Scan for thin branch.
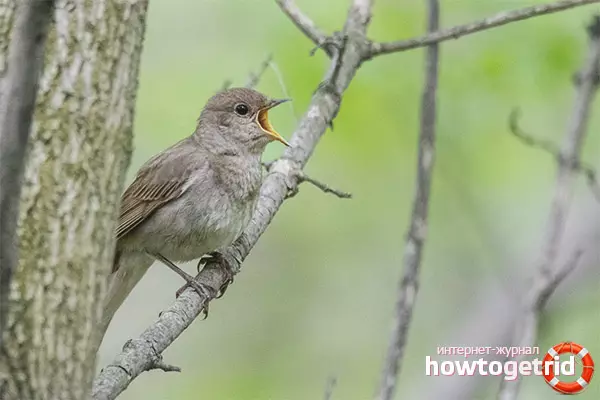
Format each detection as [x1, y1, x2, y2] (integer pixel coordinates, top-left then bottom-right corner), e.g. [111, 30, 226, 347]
[509, 109, 600, 203]
[498, 15, 600, 400]
[374, 1, 440, 400]
[0, 0, 56, 344]
[219, 53, 272, 92]
[368, 0, 599, 58]
[245, 54, 273, 88]
[323, 376, 337, 400]
[91, 1, 374, 398]
[297, 172, 352, 199]
[268, 59, 299, 123]
[276, 0, 331, 57]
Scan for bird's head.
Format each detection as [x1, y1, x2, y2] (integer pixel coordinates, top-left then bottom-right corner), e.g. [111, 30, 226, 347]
[197, 87, 289, 154]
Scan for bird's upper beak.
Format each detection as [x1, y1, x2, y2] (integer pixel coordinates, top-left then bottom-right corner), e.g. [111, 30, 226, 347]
[256, 98, 290, 146]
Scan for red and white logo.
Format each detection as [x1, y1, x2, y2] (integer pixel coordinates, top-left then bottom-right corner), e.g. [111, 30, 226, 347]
[542, 342, 595, 394]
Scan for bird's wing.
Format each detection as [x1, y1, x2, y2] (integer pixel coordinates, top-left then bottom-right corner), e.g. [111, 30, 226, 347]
[116, 173, 188, 239]
[116, 142, 202, 240]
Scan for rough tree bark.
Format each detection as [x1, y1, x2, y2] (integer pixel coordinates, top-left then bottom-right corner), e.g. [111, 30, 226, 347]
[0, 0, 56, 347]
[0, 1, 149, 399]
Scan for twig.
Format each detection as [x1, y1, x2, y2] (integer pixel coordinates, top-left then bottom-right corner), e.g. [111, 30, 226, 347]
[497, 15, 600, 400]
[0, 0, 56, 344]
[219, 54, 272, 92]
[323, 376, 337, 400]
[374, 1, 440, 400]
[263, 162, 351, 199]
[297, 172, 352, 198]
[245, 54, 273, 89]
[268, 59, 299, 123]
[150, 359, 181, 373]
[509, 109, 600, 203]
[92, 1, 374, 398]
[219, 79, 232, 91]
[276, 0, 331, 57]
[367, 0, 599, 58]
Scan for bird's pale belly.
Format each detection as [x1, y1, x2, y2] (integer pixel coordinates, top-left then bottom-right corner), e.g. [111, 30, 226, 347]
[138, 191, 256, 262]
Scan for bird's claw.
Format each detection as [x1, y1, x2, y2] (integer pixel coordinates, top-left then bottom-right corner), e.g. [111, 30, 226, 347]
[194, 251, 236, 299]
[175, 279, 213, 320]
[175, 278, 214, 300]
[216, 267, 235, 299]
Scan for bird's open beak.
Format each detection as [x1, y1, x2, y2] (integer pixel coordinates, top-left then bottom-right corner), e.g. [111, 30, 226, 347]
[256, 98, 290, 146]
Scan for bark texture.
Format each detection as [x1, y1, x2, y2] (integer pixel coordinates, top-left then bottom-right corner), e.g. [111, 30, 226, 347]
[0, 0, 56, 346]
[0, 1, 148, 399]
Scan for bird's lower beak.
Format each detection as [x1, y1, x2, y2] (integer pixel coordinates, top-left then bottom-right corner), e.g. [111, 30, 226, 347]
[256, 98, 290, 146]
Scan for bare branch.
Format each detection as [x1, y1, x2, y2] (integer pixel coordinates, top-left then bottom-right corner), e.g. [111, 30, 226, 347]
[509, 109, 600, 203]
[245, 54, 273, 88]
[498, 15, 600, 400]
[276, 0, 331, 56]
[368, 0, 599, 58]
[92, 1, 374, 398]
[0, 0, 56, 344]
[374, 1, 440, 400]
[323, 376, 337, 400]
[297, 172, 352, 199]
[220, 53, 272, 91]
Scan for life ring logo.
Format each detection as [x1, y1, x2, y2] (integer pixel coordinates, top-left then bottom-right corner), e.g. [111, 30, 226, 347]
[543, 342, 595, 395]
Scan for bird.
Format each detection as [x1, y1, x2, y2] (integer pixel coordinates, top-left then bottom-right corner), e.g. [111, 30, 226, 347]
[100, 87, 289, 335]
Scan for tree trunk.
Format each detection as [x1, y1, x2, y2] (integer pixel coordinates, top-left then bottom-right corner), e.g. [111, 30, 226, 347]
[0, 1, 148, 399]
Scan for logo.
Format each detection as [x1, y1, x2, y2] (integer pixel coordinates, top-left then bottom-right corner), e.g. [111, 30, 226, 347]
[542, 342, 595, 395]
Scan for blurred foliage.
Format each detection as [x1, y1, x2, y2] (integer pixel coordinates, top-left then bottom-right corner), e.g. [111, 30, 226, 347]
[98, 1, 600, 399]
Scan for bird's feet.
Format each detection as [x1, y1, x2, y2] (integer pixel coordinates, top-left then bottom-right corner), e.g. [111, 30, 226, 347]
[174, 275, 215, 300]
[197, 251, 236, 299]
[174, 274, 215, 320]
[149, 251, 214, 318]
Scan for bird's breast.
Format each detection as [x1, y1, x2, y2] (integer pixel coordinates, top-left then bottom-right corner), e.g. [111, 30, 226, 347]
[152, 184, 257, 262]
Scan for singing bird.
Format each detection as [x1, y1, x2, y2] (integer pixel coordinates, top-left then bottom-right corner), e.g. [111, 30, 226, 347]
[101, 88, 289, 334]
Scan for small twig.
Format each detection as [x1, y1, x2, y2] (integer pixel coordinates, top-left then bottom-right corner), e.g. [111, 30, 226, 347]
[276, 0, 331, 56]
[509, 109, 600, 203]
[535, 249, 583, 311]
[309, 33, 343, 58]
[323, 376, 337, 400]
[297, 172, 352, 199]
[263, 162, 351, 199]
[220, 54, 272, 92]
[374, 1, 440, 400]
[498, 15, 600, 400]
[150, 359, 181, 373]
[245, 54, 273, 89]
[220, 79, 233, 91]
[268, 59, 299, 123]
[367, 0, 599, 58]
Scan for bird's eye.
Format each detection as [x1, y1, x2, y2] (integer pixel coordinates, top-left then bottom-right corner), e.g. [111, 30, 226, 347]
[234, 103, 249, 116]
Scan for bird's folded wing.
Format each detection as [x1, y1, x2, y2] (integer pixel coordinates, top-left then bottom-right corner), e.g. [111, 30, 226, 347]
[116, 178, 186, 239]
[116, 149, 199, 240]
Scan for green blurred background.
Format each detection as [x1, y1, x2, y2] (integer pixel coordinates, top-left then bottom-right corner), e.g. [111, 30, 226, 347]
[98, 1, 600, 399]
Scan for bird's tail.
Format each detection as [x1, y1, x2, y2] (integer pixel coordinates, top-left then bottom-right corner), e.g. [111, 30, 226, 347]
[97, 252, 153, 343]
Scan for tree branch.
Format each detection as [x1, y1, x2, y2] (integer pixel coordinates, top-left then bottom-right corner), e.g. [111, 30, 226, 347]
[0, 0, 56, 344]
[509, 109, 600, 203]
[91, 1, 373, 398]
[497, 15, 600, 400]
[367, 0, 599, 58]
[245, 53, 273, 88]
[276, 0, 331, 57]
[374, 1, 440, 400]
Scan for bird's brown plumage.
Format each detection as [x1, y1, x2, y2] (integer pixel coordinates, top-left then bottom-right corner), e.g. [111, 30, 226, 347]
[103, 87, 287, 335]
